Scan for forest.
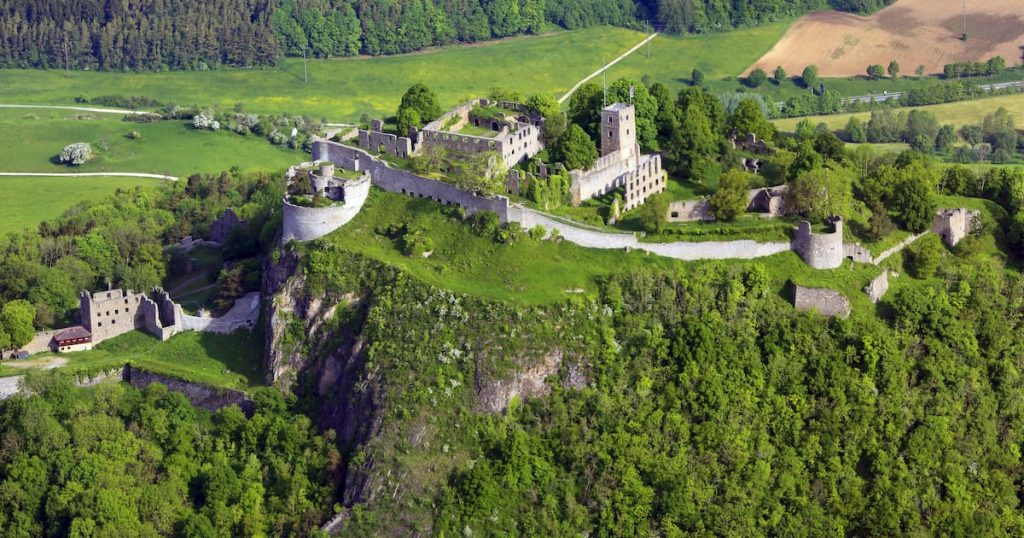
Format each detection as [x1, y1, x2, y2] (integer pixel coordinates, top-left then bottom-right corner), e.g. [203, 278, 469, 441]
[0, 375, 339, 536]
[0, 0, 894, 70]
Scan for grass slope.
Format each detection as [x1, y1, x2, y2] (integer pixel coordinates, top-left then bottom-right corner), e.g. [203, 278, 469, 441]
[774, 93, 1024, 132]
[0, 176, 155, 235]
[0, 27, 645, 121]
[0, 330, 264, 390]
[316, 189, 896, 315]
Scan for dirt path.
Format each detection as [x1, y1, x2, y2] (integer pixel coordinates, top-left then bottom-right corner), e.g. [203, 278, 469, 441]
[557, 32, 660, 104]
[3, 357, 68, 370]
[0, 172, 178, 180]
[0, 103, 151, 115]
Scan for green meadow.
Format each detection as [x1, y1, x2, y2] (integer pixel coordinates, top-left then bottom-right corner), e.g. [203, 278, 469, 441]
[0, 109, 302, 176]
[0, 26, 645, 121]
[0, 108, 303, 234]
[0, 175, 156, 235]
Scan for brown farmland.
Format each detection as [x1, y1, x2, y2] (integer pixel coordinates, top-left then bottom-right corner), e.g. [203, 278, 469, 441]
[747, 0, 1024, 77]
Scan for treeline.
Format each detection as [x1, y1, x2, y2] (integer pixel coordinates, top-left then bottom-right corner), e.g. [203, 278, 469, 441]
[944, 56, 1006, 79]
[1, 0, 894, 70]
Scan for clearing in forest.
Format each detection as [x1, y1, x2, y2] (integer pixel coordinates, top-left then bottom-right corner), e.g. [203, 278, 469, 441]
[747, 0, 1024, 77]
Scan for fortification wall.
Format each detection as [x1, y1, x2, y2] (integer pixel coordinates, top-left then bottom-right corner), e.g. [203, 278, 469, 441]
[864, 270, 891, 304]
[182, 292, 260, 334]
[793, 285, 851, 318]
[793, 219, 844, 269]
[358, 129, 413, 158]
[571, 157, 632, 203]
[123, 365, 254, 415]
[315, 140, 511, 223]
[623, 154, 666, 211]
[512, 207, 791, 260]
[667, 199, 713, 222]
[281, 175, 371, 242]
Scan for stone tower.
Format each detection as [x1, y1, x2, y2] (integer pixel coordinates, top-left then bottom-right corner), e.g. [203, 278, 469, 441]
[600, 103, 637, 161]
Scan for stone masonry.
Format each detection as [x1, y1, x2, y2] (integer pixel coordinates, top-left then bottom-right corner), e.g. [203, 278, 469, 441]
[571, 104, 666, 211]
[792, 218, 845, 269]
[792, 285, 851, 318]
[418, 99, 544, 169]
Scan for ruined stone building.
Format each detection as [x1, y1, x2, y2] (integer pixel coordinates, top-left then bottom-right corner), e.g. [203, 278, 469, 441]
[418, 99, 544, 169]
[209, 208, 245, 244]
[570, 103, 666, 211]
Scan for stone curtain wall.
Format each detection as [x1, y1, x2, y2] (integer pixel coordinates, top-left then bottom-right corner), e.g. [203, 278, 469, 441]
[623, 154, 666, 211]
[793, 285, 851, 318]
[281, 175, 371, 242]
[314, 139, 512, 223]
[512, 207, 791, 261]
[182, 292, 260, 334]
[358, 129, 413, 158]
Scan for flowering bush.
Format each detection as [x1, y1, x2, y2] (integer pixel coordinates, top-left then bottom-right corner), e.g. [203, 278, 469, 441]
[59, 142, 93, 166]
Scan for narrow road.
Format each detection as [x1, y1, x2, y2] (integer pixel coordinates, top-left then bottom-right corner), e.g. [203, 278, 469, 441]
[0, 103, 150, 115]
[841, 80, 1024, 105]
[0, 172, 178, 180]
[557, 32, 660, 104]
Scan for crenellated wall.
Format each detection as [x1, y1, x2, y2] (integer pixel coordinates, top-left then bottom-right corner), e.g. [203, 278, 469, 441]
[793, 218, 845, 269]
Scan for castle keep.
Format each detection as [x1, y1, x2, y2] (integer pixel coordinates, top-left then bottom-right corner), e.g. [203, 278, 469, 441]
[571, 103, 666, 211]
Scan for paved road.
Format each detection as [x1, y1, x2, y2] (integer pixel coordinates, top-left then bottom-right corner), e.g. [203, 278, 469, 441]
[0, 103, 150, 115]
[558, 32, 660, 104]
[0, 172, 178, 180]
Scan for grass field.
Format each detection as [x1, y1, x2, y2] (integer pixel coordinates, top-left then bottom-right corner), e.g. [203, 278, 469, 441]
[773, 93, 1024, 132]
[0, 176, 157, 235]
[0, 109, 302, 176]
[0, 330, 264, 389]
[0, 27, 646, 121]
[0, 109, 303, 234]
[604, 21, 793, 96]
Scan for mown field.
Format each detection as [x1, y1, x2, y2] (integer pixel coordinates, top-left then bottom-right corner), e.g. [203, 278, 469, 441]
[0, 27, 645, 121]
[774, 93, 1024, 132]
[0, 175, 156, 235]
[0, 109, 301, 175]
[0, 108, 303, 234]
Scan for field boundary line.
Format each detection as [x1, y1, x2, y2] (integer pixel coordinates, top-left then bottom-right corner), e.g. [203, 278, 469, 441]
[0, 172, 178, 180]
[0, 104, 150, 115]
[558, 32, 660, 104]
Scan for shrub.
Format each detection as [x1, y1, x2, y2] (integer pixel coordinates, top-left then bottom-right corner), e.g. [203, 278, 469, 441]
[192, 112, 220, 131]
[268, 130, 288, 145]
[905, 234, 944, 279]
[528, 225, 547, 241]
[59, 142, 93, 166]
[468, 211, 501, 239]
[127, 130, 142, 140]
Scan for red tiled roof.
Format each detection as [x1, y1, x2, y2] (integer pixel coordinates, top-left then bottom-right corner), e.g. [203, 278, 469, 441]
[54, 325, 92, 342]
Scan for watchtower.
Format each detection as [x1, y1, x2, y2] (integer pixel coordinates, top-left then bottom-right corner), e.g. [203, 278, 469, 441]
[600, 103, 637, 161]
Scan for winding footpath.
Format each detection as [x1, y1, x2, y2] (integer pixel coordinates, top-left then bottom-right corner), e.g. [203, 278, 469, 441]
[0, 172, 178, 180]
[557, 32, 660, 104]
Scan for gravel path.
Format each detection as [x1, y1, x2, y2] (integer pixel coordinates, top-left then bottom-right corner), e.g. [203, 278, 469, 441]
[557, 32, 660, 104]
[0, 103, 150, 115]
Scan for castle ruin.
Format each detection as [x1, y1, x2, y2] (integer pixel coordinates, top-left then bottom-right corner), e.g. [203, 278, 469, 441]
[792, 217, 845, 270]
[570, 103, 666, 211]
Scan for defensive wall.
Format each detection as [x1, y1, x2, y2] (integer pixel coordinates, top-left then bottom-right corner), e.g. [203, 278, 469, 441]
[313, 139, 511, 223]
[182, 292, 260, 334]
[792, 285, 851, 318]
[281, 172, 371, 243]
[932, 208, 980, 246]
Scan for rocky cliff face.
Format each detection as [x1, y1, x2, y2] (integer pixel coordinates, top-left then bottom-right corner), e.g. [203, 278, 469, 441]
[262, 248, 599, 533]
